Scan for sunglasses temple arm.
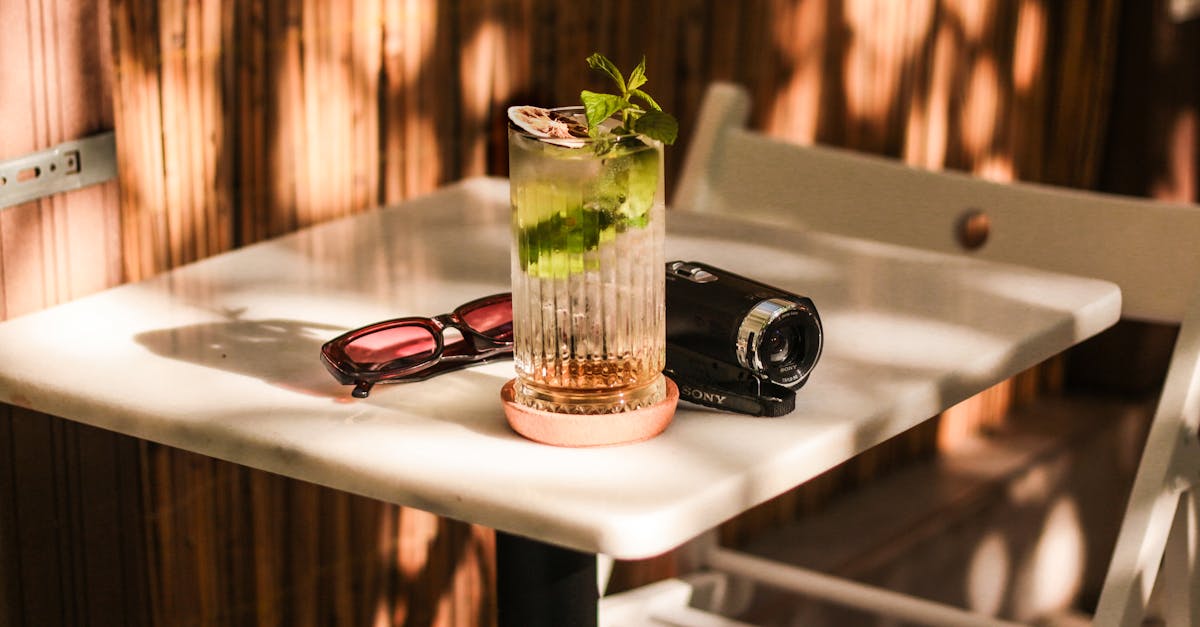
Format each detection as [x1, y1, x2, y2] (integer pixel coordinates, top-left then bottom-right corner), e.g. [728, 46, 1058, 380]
[352, 380, 375, 398]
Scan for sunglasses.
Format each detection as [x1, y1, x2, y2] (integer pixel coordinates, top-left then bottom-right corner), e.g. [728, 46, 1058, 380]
[321, 293, 514, 398]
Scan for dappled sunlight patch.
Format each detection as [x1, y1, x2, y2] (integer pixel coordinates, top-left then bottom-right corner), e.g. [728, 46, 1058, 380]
[1151, 109, 1197, 202]
[1013, 0, 1048, 93]
[947, 0, 993, 43]
[967, 530, 1011, 616]
[962, 271, 1118, 316]
[961, 56, 1002, 157]
[826, 309, 1008, 375]
[975, 154, 1015, 181]
[1014, 496, 1085, 620]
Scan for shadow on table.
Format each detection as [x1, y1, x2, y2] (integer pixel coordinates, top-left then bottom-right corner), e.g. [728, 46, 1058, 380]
[134, 309, 348, 398]
[134, 312, 519, 439]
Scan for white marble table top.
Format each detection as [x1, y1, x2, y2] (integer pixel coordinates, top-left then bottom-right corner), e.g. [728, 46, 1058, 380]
[0, 177, 1121, 559]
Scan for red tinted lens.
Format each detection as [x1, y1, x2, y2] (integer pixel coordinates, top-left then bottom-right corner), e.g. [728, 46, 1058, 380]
[344, 324, 437, 368]
[459, 299, 513, 340]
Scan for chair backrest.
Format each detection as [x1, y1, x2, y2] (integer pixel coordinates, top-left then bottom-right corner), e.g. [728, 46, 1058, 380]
[673, 83, 1200, 325]
[674, 82, 1200, 627]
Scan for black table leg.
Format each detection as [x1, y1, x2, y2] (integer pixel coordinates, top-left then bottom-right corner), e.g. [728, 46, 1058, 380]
[496, 531, 598, 627]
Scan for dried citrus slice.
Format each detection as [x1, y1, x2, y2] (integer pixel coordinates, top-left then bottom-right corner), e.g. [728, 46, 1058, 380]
[508, 106, 589, 147]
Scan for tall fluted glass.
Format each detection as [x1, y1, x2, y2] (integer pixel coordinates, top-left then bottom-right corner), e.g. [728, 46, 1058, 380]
[508, 109, 666, 414]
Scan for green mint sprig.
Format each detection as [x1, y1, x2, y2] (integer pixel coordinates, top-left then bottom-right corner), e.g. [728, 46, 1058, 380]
[580, 53, 678, 145]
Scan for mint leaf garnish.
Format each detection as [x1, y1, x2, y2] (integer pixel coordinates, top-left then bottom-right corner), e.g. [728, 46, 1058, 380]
[631, 110, 678, 145]
[580, 91, 629, 131]
[627, 57, 647, 92]
[630, 88, 661, 112]
[586, 53, 626, 93]
[580, 52, 677, 145]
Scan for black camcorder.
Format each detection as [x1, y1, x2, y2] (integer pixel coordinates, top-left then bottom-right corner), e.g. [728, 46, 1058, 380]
[665, 261, 823, 417]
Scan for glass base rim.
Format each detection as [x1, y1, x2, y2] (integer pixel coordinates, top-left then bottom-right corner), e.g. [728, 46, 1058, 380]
[501, 377, 678, 447]
[511, 375, 667, 415]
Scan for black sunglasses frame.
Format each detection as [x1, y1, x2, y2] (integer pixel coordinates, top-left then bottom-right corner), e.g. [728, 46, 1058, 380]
[321, 293, 513, 398]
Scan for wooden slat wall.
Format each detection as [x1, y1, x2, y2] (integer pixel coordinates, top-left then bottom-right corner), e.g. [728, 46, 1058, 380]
[0, 0, 148, 626]
[0, 1, 123, 312]
[3, 0, 1162, 624]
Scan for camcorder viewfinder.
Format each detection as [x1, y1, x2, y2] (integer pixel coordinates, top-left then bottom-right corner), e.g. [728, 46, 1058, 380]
[665, 261, 823, 417]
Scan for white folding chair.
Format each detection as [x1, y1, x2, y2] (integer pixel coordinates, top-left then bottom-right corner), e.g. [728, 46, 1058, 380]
[601, 82, 1200, 626]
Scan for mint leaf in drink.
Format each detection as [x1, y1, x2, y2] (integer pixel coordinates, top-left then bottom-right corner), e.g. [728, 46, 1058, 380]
[580, 91, 629, 131]
[631, 110, 678, 145]
[581, 52, 678, 145]
[620, 145, 660, 224]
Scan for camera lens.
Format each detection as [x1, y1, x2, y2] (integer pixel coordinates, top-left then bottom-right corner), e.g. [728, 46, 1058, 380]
[764, 328, 797, 365]
[736, 297, 823, 388]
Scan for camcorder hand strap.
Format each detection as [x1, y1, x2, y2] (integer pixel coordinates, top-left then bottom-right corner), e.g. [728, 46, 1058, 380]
[665, 343, 796, 417]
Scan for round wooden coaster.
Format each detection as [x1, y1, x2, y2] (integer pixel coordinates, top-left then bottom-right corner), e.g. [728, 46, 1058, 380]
[501, 378, 679, 447]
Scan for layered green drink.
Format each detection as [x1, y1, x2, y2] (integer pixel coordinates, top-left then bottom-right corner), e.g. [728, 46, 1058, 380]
[508, 108, 666, 414]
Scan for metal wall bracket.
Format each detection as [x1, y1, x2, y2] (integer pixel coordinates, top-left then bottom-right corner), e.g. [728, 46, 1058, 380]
[0, 131, 117, 210]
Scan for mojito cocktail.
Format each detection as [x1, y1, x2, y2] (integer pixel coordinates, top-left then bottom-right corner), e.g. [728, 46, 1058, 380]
[508, 107, 666, 414]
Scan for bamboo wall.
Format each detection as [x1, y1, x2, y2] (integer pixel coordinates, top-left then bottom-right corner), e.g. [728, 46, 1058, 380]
[4, 0, 1195, 625]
